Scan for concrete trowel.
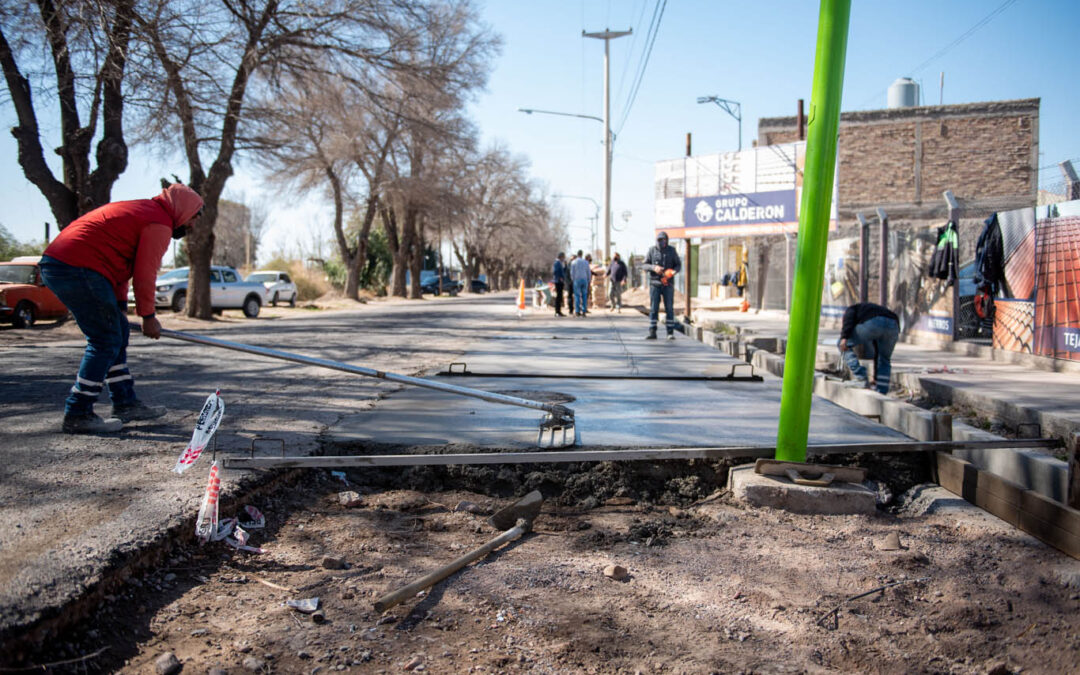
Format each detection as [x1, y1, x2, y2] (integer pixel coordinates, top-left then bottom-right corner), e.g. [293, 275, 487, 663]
[373, 490, 544, 613]
[149, 326, 577, 448]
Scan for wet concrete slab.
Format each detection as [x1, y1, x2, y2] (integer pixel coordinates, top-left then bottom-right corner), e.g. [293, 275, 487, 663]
[329, 312, 909, 449]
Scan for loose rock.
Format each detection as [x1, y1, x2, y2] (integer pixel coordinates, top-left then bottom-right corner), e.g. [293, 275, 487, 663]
[242, 656, 266, 672]
[404, 655, 424, 671]
[322, 555, 346, 570]
[154, 652, 182, 675]
[338, 491, 363, 508]
[603, 564, 628, 580]
[875, 532, 903, 551]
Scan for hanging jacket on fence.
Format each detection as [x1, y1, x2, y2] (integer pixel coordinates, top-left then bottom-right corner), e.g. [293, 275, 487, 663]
[929, 220, 959, 285]
[974, 213, 1004, 294]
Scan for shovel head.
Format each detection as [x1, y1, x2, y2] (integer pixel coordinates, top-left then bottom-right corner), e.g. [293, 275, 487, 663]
[488, 489, 543, 531]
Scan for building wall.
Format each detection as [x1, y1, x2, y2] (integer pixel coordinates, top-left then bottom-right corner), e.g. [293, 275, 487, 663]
[758, 99, 1039, 221]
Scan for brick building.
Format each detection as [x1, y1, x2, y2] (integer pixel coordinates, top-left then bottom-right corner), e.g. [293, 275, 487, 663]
[757, 98, 1039, 224]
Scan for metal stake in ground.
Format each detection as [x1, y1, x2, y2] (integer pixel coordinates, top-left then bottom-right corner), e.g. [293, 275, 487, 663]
[373, 490, 544, 613]
[147, 326, 576, 448]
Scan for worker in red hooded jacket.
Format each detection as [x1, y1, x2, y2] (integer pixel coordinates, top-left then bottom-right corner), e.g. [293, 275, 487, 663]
[40, 184, 204, 434]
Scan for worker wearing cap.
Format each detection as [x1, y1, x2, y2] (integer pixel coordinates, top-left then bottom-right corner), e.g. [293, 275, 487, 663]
[40, 184, 204, 434]
[644, 231, 682, 340]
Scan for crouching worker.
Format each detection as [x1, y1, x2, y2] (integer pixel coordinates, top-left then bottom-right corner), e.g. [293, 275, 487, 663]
[838, 301, 900, 394]
[40, 184, 204, 434]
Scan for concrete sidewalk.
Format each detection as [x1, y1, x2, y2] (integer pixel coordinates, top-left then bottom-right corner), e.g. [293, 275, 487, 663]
[693, 308, 1080, 442]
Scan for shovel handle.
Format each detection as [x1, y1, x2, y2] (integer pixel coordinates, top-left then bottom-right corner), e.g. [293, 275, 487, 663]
[373, 523, 525, 613]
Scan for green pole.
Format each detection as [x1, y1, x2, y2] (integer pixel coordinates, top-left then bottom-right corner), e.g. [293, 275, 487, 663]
[775, 0, 851, 462]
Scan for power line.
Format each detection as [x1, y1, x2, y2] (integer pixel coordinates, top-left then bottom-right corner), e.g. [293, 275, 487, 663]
[856, 0, 1021, 109]
[615, 0, 667, 134]
[613, 0, 651, 105]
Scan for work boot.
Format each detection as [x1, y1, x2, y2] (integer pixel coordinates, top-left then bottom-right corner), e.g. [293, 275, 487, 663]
[112, 400, 168, 422]
[646, 330, 657, 340]
[842, 378, 869, 389]
[62, 413, 123, 434]
[666, 332, 676, 341]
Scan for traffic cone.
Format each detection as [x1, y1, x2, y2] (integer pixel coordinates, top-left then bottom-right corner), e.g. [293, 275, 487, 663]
[517, 278, 527, 312]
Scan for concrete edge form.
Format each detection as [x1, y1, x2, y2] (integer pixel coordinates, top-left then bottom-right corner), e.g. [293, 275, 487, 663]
[934, 451, 1080, 560]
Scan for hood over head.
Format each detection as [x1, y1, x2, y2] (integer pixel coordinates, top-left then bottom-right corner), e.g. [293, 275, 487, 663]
[156, 184, 204, 230]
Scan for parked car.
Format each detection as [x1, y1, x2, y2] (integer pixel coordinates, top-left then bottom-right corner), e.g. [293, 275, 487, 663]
[470, 277, 489, 293]
[0, 256, 68, 328]
[420, 274, 462, 296]
[130, 265, 268, 317]
[245, 270, 298, 307]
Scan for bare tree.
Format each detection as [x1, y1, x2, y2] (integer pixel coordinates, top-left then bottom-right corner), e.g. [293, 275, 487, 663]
[128, 0, 440, 318]
[0, 0, 134, 227]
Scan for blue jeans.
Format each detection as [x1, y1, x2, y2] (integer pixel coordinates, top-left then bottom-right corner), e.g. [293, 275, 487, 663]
[649, 283, 675, 334]
[573, 279, 588, 315]
[39, 256, 136, 416]
[839, 315, 899, 394]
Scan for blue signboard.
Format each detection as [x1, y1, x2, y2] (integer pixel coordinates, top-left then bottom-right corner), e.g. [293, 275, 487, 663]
[683, 190, 797, 229]
[1057, 327, 1080, 352]
[915, 314, 954, 336]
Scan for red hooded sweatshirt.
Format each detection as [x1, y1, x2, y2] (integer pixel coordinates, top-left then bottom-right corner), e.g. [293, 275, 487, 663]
[44, 185, 204, 317]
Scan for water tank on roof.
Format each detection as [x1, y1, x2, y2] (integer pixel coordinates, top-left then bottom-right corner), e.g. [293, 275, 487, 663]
[887, 77, 920, 108]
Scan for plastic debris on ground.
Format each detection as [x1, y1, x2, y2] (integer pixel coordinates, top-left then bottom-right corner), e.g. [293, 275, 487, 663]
[285, 598, 320, 614]
[173, 390, 224, 474]
[194, 461, 221, 544]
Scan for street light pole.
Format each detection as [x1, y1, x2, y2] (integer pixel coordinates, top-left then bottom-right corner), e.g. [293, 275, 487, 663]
[583, 28, 631, 261]
[696, 96, 743, 151]
[553, 194, 600, 255]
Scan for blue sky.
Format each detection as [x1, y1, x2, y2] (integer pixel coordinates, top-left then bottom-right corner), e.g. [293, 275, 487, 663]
[2, 0, 1077, 263]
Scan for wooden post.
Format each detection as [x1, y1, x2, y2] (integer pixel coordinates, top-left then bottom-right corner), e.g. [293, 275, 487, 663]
[685, 238, 692, 321]
[876, 208, 888, 307]
[944, 190, 961, 340]
[1068, 432, 1080, 511]
[857, 213, 869, 303]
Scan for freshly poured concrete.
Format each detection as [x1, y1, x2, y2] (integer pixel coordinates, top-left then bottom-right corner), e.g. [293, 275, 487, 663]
[330, 312, 909, 450]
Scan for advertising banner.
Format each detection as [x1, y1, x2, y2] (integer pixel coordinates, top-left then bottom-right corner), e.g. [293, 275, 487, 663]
[683, 190, 797, 231]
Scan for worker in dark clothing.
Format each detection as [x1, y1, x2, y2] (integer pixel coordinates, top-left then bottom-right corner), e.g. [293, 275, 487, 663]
[552, 252, 566, 316]
[644, 231, 682, 340]
[838, 302, 900, 394]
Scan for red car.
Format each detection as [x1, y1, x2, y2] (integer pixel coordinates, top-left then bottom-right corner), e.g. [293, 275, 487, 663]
[0, 257, 69, 328]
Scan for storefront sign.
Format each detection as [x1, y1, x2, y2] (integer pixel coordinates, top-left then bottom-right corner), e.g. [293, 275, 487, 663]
[683, 190, 797, 230]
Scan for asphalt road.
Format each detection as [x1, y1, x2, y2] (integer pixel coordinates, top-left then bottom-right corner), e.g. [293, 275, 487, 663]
[0, 295, 495, 648]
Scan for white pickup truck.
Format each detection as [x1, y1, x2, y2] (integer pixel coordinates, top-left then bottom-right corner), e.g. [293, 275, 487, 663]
[129, 265, 269, 317]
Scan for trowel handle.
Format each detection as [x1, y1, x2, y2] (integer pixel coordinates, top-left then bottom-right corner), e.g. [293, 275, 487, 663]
[373, 523, 525, 613]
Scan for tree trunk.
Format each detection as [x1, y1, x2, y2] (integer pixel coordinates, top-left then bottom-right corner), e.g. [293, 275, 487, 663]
[382, 204, 407, 298]
[406, 207, 423, 300]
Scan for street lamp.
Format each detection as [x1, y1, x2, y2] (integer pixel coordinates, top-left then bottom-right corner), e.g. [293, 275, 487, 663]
[583, 28, 631, 262]
[554, 194, 600, 255]
[697, 95, 742, 151]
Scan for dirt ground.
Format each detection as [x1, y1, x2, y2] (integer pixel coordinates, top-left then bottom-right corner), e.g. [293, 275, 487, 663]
[29, 470, 1080, 674]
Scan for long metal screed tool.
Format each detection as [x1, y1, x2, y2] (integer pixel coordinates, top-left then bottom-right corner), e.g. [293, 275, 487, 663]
[150, 326, 577, 448]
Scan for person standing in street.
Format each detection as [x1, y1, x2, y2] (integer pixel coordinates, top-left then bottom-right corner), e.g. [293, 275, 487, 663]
[570, 250, 592, 317]
[552, 252, 566, 316]
[838, 301, 900, 394]
[607, 252, 628, 312]
[644, 232, 682, 339]
[565, 253, 576, 315]
[39, 183, 205, 433]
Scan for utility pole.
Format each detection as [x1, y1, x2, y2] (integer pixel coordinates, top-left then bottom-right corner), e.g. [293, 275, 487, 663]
[583, 27, 631, 261]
